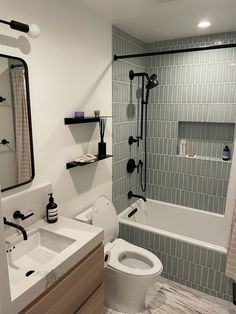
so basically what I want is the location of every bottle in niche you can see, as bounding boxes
[46,193,58,223]
[222,145,230,161]
[179,139,187,156]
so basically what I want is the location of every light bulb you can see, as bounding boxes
[198,21,211,28]
[28,24,40,38]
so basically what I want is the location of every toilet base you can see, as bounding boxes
[104,265,160,313]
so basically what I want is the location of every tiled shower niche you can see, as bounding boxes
[178,121,235,159]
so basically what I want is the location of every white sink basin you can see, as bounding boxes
[4,216,103,304]
[7,228,75,286]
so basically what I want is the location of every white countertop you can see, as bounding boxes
[6,216,103,312]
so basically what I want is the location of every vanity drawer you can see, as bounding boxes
[21,244,104,314]
[76,283,104,314]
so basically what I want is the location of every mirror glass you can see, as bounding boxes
[0,54,34,191]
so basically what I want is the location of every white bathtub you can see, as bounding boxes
[118,199,228,254]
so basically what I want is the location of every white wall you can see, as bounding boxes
[0,1,112,312]
[0,0,112,216]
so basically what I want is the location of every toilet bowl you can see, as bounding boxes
[91,196,163,313]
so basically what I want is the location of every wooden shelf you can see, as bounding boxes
[66,155,113,169]
[64,117,100,125]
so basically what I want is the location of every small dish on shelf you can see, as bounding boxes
[75,154,97,164]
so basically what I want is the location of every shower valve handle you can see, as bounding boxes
[127,159,143,174]
[128,136,139,146]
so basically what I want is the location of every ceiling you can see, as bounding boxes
[76,0,236,42]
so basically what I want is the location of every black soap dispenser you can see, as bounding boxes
[46,193,58,223]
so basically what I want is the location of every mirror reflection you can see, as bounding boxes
[0,55,34,191]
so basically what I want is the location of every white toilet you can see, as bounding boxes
[91,196,163,313]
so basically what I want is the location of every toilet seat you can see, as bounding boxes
[92,196,163,277]
[108,239,163,276]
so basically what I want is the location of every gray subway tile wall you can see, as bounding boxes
[112,26,147,213]
[112,27,236,301]
[119,223,233,302]
[113,27,236,214]
[146,37,236,213]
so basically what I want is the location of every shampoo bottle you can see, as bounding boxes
[179,139,187,156]
[46,193,58,223]
[222,146,230,161]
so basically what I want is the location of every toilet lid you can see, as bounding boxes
[92,196,119,245]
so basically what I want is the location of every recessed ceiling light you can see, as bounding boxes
[198,21,211,28]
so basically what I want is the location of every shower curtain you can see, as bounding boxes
[10,68,31,184]
[225,139,236,281]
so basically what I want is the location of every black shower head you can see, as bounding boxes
[129,69,159,104]
[146,73,159,90]
[145,73,158,104]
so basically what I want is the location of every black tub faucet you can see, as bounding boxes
[128,190,147,202]
[3,217,28,240]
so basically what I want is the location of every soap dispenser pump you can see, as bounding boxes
[46,193,58,223]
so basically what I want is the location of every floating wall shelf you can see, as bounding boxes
[64,117,100,125]
[64,116,112,125]
[66,155,113,170]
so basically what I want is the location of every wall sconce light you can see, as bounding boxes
[0,18,40,38]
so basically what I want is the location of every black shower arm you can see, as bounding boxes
[129,70,150,81]
[133,72,149,80]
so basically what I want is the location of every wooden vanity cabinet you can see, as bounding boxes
[20,244,104,314]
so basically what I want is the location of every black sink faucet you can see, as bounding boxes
[3,217,28,240]
[128,190,147,202]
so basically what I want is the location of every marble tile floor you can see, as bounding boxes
[105,277,236,314]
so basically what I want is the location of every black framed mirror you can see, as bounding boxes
[0,53,34,192]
